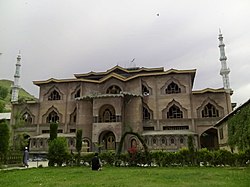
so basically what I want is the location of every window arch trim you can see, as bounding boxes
[42,106,62,124]
[162,99,187,119]
[45,86,63,101]
[197,98,224,118]
[160,77,186,94]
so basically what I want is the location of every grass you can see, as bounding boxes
[0,167,250,187]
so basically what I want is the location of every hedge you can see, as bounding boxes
[78,149,250,167]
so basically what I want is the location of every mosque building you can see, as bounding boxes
[11,32,233,154]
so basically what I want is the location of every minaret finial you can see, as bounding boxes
[11,52,22,102]
[218,31,231,91]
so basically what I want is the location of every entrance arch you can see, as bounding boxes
[200,128,219,150]
[99,131,116,151]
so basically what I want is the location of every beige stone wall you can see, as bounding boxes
[77,100,93,138]
[217,121,230,149]
[11,68,233,152]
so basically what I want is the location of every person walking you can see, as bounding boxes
[23,147,29,168]
[91,153,101,171]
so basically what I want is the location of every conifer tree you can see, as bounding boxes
[0,120,10,164]
[76,129,82,166]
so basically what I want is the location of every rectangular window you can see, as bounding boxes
[219,128,224,139]
[163,126,189,130]
[70,129,76,133]
[58,129,63,133]
[143,126,154,131]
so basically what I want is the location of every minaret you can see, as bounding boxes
[11,52,21,102]
[218,30,230,90]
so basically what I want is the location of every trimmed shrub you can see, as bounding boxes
[76,129,82,166]
[49,122,58,141]
[48,137,70,166]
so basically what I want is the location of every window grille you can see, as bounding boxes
[167,105,183,118]
[202,103,219,118]
[165,82,181,94]
[48,90,61,100]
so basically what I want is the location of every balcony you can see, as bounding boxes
[93,115,122,123]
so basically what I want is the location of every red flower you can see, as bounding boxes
[128,147,137,154]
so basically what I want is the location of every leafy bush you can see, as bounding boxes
[49,122,58,141]
[196,148,212,166]
[99,151,116,166]
[82,153,95,165]
[48,137,70,166]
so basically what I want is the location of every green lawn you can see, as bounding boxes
[1,167,250,187]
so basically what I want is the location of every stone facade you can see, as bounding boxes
[11,66,233,153]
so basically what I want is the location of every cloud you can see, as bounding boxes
[0,0,250,105]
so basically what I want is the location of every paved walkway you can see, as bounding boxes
[1,161,48,171]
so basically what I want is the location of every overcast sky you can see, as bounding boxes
[0,0,249,106]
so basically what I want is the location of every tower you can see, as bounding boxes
[11,52,21,102]
[218,30,231,90]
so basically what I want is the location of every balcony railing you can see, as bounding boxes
[93,115,122,123]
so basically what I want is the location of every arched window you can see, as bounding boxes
[22,112,32,124]
[142,84,150,95]
[74,89,80,98]
[69,138,75,146]
[103,109,112,122]
[131,139,137,148]
[152,137,157,145]
[180,137,184,144]
[46,111,59,123]
[99,105,116,122]
[167,105,183,118]
[40,140,43,147]
[83,139,90,152]
[33,140,36,147]
[161,137,166,145]
[170,137,175,144]
[106,85,121,94]
[165,82,181,94]
[143,106,151,120]
[202,103,219,118]
[70,108,77,123]
[48,90,61,100]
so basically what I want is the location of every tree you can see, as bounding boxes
[0,100,5,113]
[187,135,195,165]
[13,133,29,151]
[228,104,250,151]
[0,86,8,100]
[0,120,10,164]
[50,122,58,141]
[116,131,149,166]
[76,129,82,166]
[188,135,195,153]
[11,110,26,150]
[48,137,69,166]
[0,86,8,113]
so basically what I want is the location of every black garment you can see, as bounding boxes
[23,150,29,167]
[91,156,101,170]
